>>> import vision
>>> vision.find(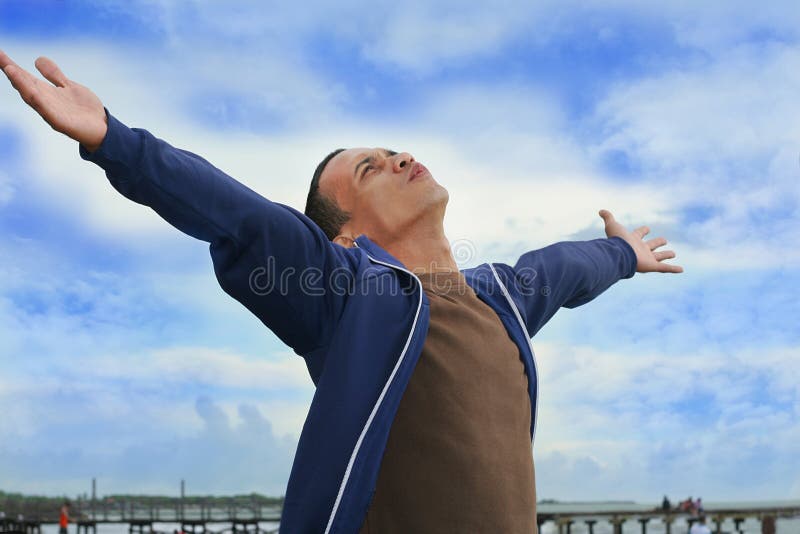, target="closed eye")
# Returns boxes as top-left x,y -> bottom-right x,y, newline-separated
356,149 -> 396,181
361,164 -> 375,180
